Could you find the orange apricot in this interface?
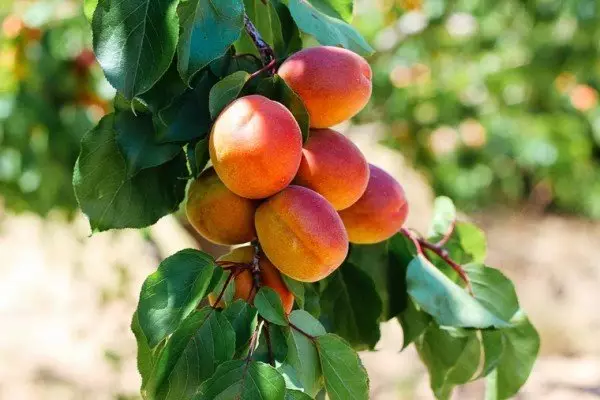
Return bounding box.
[338,164,409,244]
[186,167,257,245]
[211,246,294,313]
[209,95,303,199]
[255,185,349,282]
[294,128,369,210]
[278,46,372,128]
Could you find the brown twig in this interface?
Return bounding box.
[211,271,236,309]
[262,319,275,367]
[436,219,456,247]
[243,15,276,75]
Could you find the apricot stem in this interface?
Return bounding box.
[435,219,456,247]
[211,271,236,309]
[243,15,275,74]
[400,228,474,295]
[262,319,276,367]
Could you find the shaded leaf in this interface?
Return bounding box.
[480,330,505,378]
[209,71,250,118]
[285,389,313,400]
[398,297,431,349]
[282,275,305,309]
[131,311,155,389]
[303,283,321,318]
[223,299,259,354]
[255,286,288,326]
[138,59,187,113]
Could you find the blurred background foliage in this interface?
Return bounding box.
[2,0,600,218]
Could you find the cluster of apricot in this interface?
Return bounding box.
[186,46,409,313]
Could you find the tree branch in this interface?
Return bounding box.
[243,15,276,75]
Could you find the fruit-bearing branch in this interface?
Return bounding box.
[243,15,276,75]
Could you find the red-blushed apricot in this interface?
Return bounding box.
[186,168,257,245]
[209,95,303,199]
[278,46,372,128]
[210,246,294,313]
[338,164,409,244]
[255,186,349,282]
[294,128,369,210]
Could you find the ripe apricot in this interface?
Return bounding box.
[209,95,303,199]
[186,167,257,245]
[338,164,409,244]
[294,128,369,210]
[278,46,372,128]
[255,186,348,282]
[211,246,294,313]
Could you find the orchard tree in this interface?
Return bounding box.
[75,1,540,399]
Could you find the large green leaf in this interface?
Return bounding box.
[320,262,382,350]
[464,264,520,321]
[286,0,373,56]
[316,334,369,400]
[92,0,179,98]
[255,286,288,326]
[194,360,286,400]
[131,311,155,389]
[223,300,259,354]
[148,308,236,399]
[416,326,481,400]
[406,255,509,328]
[137,249,221,347]
[209,71,250,118]
[177,0,245,83]
[137,59,187,113]
[73,114,187,231]
[114,111,181,176]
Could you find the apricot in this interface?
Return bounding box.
[278,46,372,128]
[211,246,294,314]
[209,95,303,199]
[338,164,409,244]
[294,128,369,210]
[255,185,349,282]
[186,167,257,245]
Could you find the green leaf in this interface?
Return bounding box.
[73,114,187,231]
[282,275,305,309]
[193,138,210,175]
[237,0,286,57]
[451,223,487,264]
[303,283,321,318]
[416,326,481,400]
[177,0,245,83]
[272,0,303,57]
[137,249,220,347]
[209,71,250,118]
[397,298,431,349]
[158,71,218,143]
[84,0,98,23]
[256,75,310,142]
[464,264,520,321]
[309,0,354,22]
[148,308,236,399]
[223,299,259,354]
[194,360,286,400]
[255,322,289,363]
[114,111,181,176]
[209,270,237,307]
[285,389,313,400]
[92,0,179,98]
[254,286,288,326]
[480,330,505,378]
[428,196,456,239]
[320,262,382,350]
[131,311,154,389]
[316,334,369,400]
[485,316,540,399]
[137,59,187,114]
[286,0,373,57]
[406,255,509,328]
[289,310,327,336]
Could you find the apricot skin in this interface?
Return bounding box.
[294,128,369,210]
[338,164,409,244]
[278,46,372,128]
[211,247,294,314]
[255,185,349,282]
[209,95,303,199]
[186,168,257,245]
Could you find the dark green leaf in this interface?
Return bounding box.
[316,334,369,400]
[285,389,313,400]
[320,262,382,350]
[193,138,210,174]
[255,286,288,326]
[194,360,286,400]
[73,114,187,231]
[303,283,321,318]
[137,249,220,347]
[138,59,187,113]
[209,71,250,118]
[92,0,179,98]
[282,275,305,309]
[158,71,217,143]
[406,255,509,328]
[398,298,431,349]
[480,330,505,378]
[428,196,456,239]
[272,0,303,57]
[148,308,236,399]
[286,0,373,56]
[131,311,154,389]
[255,322,289,363]
[114,111,181,176]
[177,0,245,83]
[256,75,310,141]
[223,299,259,354]
[485,316,540,399]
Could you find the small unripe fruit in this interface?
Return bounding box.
[255,186,348,282]
[294,128,369,210]
[186,168,257,245]
[209,95,303,199]
[278,46,372,128]
[338,164,409,244]
[211,246,294,313]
